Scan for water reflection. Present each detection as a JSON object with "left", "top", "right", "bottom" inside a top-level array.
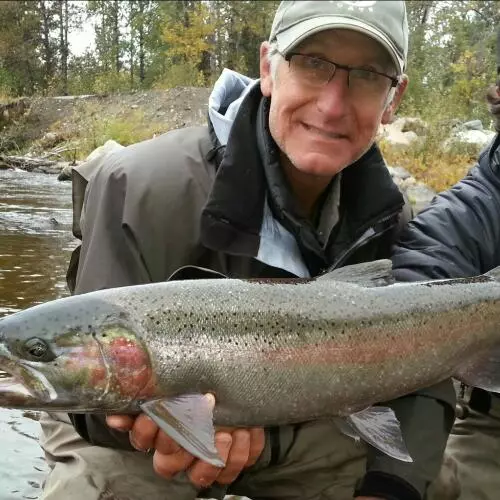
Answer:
[{"left": 0, "top": 169, "right": 77, "bottom": 499}]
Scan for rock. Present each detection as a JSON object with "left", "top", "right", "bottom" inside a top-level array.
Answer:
[
  {"left": 40, "top": 131, "right": 64, "bottom": 149},
  {"left": 462, "top": 119, "right": 483, "bottom": 131},
  {"left": 57, "top": 163, "right": 73, "bottom": 181},
  {"left": 399, "top": 117, "right": 429, "bottom": 136},
  {"left": 382, "top": 129, "right": 420, "bottom": 150},
  {"left": 390, "top": 165, "right": 412, "bottom": 180},
  {"left": 405, "top": 183, "right": 437, "bottom": 214},
  {"left": 443, "top": 129, "right": 496, "bottom": 155},
  {"left": 379, "top": 117, "right": 426, "bottom": 151},
  {"left": 131, "top": 104, "right": 139, "bottom": 109}
]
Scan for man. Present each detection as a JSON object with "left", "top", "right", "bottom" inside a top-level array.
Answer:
[
  {"left": 392, "top": 37, "right": 500, "bottom": 500},
  {"left": 40, "top": 2, "right": 454, "bottom": 499}
]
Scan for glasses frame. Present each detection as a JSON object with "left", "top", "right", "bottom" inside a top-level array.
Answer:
[{"left": 283, "top": 52, "right": 400, "bottom": 90}]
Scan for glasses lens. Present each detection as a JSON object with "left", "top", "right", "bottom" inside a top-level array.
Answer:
[
  {"left": 289, "top": 54, "right": 333, "bottom": 86},
  {"left": 349, "top": 69, "right": 392, "bottom": 97}
]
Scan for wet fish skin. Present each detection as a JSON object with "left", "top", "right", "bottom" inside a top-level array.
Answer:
[{"left": 1, "top": 260, "right": 500, "bottom": 464}]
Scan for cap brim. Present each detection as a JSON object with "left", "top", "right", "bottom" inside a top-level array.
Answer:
[{"left": 276, "top": 16, "right": 404, "bottom": 75}]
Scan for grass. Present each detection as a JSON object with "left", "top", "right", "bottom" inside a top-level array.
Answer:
[
  {"left": 39, "top": 101, "right": 169, "bottom": 161},
  {"left": 379, "top": 121, "right": 476, "bottom": 193}
]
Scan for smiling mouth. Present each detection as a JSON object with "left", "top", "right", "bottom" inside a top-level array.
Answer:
[{"left": 303, "top": 123, "right": 347, "bottom": 140}]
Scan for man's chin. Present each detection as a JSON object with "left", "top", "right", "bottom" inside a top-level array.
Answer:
[{"left": 293, "top": 154, "right": 348, "bottom": 177}]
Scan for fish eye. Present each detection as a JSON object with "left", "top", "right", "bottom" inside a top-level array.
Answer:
[{"left": 22, "top": 338, "right": 55, "bottom": 362}]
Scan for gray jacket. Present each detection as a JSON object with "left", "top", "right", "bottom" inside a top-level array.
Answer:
[{"left": 68, "top": 69, "right": 455, "bottom": 500}]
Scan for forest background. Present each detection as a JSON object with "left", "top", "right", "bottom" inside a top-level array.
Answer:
[{"left": 0, "top": 0, "right": 499, "bottom": 191}]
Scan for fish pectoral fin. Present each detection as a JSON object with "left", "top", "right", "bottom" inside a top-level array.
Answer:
[
  {"left": 140, "top": 394, "right": 224, "bottom": 467},
  {"left": 341, "top": 406, "right": 412, "bottom": 463},
  {"left": 317, "top": 260, "right": 394, "bottom": 287}
]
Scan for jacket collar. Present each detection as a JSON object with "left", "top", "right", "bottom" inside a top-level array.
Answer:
[{"left": 200, "top": 84, "right": 404, "bottom": 270}]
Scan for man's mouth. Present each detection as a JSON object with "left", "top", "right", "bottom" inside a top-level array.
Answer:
[{"left": 302, "top": 123, "right": 347, "bottom": 140}]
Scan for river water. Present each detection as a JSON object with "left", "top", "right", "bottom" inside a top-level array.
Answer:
[{"left": 0, "top": 169, "right": 77, "bottom": 500}]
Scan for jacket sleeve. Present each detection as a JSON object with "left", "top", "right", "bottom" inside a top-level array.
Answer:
[
  {"left": 69, "top": 130, "right": 215, "bottom": 450},
  {"left": 359, "top": 145, "right": 500, "bottom": 499}
]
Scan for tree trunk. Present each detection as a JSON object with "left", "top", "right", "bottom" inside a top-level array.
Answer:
[
  {"left": 39, "top": 0, "right": 53, "bottom": 89},
  {"left": 112, "top": 0, "right": 120, "bottom": 72}
]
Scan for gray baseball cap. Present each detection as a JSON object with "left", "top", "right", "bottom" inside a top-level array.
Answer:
[{"left": 269, "top": 1, "right": 408, "bottom": 74}]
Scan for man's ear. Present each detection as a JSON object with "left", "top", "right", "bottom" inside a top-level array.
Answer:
[
  {"left": 260, "top": 42, "right": 273, "bottom": 97},
  {"left": 382, "top": 75, "right": 408, "bottom": 124}
]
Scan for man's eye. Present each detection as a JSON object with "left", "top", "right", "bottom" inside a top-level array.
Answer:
[{"left": 303, "top": 57, "right": 326, "bottom": 70}]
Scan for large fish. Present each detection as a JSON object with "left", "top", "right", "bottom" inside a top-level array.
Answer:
[{"left": 1, "top": 260, "right": 500, "bottom": 466}]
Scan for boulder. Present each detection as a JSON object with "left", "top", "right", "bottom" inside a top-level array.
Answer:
[
  {"left": 405, "top": 184, "right": 437, "bottom": 214},
  {"left": 57, "top": 162, "right": 74, "bottom": 181}
]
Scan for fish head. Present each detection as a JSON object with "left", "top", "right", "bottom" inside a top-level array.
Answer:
[{"left": 0, "top": 294, "right": 156, "bottom": 412}]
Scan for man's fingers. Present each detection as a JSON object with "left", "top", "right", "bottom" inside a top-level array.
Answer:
[
  {"left": 246, "top": 427, "right": 265, "bottom": 467},
  {"left": 153, "top": 447, "right": 195, "bottom": 479},
  {"left": 187, "top": 432, "right": 232, "bottom": 488},
  {"left": 216, "top": 429, "right": 250, "bottom": 484},
  {"left": 129, "top": 413, "right": 159, "bottom": 452},
  {"left": 106, "top": 414, "right": 135, "bottom": 432},
  {"left": 153, "top": 427, "right": 183, "bottom": 455}
]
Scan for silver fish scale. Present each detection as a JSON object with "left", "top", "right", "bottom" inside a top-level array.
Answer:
[{"left": 87, "top": 276, "right": 500, "bottom": 426}]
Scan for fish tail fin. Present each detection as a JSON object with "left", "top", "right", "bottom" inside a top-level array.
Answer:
[
  {"left": 336, "top": 406, "right": 412, "bottom": 462},
  {"left": 456, "top": 346, "right": 500, "bottom": 392}
]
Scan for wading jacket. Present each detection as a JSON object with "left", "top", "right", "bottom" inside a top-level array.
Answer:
[{"left": 68, "top": 69, "right": 455, "bottom": 500}]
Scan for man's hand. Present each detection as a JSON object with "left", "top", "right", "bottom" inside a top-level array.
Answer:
[{"left": 106, "top": 395, "right": 265, "bottom": 488}]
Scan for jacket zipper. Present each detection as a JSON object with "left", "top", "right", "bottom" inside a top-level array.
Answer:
[{"left": 328, "top": 211, "right": 400, "bottom": 271}]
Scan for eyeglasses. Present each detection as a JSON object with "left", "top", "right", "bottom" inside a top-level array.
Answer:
[{"left": 283, "top": 52, "right": 399, "bottom": 100}]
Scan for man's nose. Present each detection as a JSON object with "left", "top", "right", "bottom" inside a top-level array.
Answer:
[{"left": 316, "top": 69, "right": 350, "bottom": 117}]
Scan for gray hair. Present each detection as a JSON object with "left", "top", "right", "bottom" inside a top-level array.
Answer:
[{"left": 267, "top": 42, "right": 282, "bottom": 81}]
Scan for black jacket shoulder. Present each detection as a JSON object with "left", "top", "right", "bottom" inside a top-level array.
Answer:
[{"left": 392, "top": 134, "right": 500, "bottom": 281}]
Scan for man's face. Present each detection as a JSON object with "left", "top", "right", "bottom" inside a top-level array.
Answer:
[{"left": 260, "top": 29, "right": 407, "bottom": 178}]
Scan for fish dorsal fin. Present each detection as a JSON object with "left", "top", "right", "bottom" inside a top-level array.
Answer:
[
  {"left": 485, "top": 265, "right": 500, "bottom": 282},
  {"left": 317, "top": 259, "right": 394, "bottom": 287},
  {"left": 140, "top": 394, "right": 224, "bottom": 467},
  {"left": 168, "top": 266, "right": 228, "bottom": 282}
]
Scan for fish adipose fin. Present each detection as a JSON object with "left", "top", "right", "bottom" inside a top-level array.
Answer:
[
  {"left": 318, "top": 260, "right": 394, "bottom": 287},
  {"left": 338, "top": 406, "right": 412, "bottom": 462},
  {"left": 486, "top": 265, "right": 500, "bottom": 281},
  {"left": 140, "top": 394, "right": 224, "bottom": 467}
]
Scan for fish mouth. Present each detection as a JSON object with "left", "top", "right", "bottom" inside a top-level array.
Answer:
[
  {"left": 0, "top": 347, "right": 57, "bottom": 409},
  {"left": 0, "top": 370, "right": 37, "bottom": 406}
]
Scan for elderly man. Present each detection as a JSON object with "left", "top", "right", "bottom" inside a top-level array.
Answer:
[{"left": 40, "top": 1, "right": 455, "bottom": 500}]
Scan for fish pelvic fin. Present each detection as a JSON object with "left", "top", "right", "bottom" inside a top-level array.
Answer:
[
  {"left": 318, "top": 260, "right": 394, "bottom": 287},
  {"left": 339, "top": 406, "right": 412, "bottom": 462},
  {"left": 140, "top": 394, "right": 224, "bottom": 467}
]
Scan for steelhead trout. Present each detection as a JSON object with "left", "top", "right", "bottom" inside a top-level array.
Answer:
[{"left": 1, "top": 260, "right": 500, "bottom": 466}]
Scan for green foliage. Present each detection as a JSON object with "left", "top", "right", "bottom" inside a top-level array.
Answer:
[
  {"left": 380, "top": 119, "right": 474, "bottom": 193},
  {"left": 153, "top": 62, "right": 205, "bottom": 89},
  {"left": 93, "top": 71, "right": 133, "bottom": 94}
]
